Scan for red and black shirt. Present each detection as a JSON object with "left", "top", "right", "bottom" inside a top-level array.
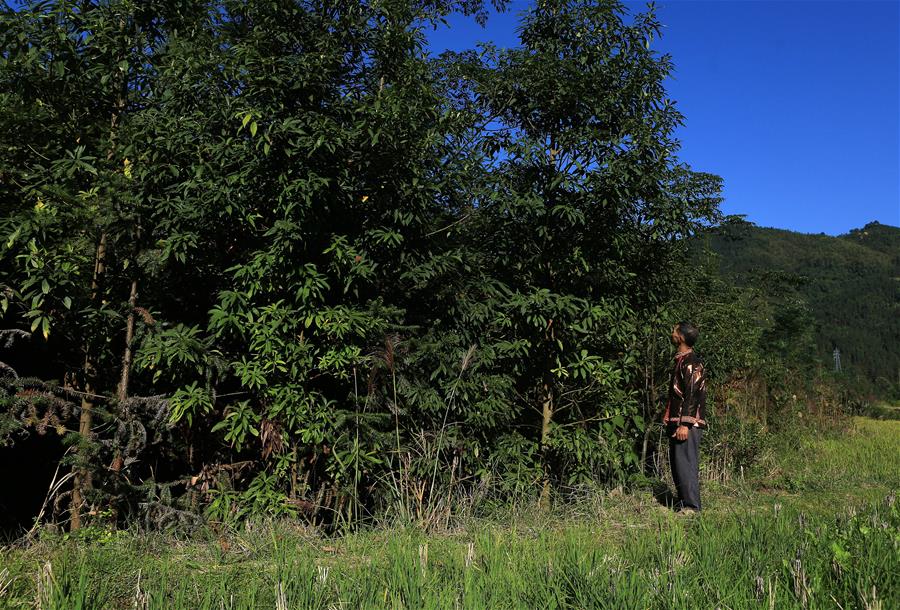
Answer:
[{"left": 663, "top": 350, "right": 707, "bottom": 429}]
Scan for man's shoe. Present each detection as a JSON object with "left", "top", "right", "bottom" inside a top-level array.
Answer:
[{"left": 676, "top": 507, "right": 699, "bottom": 516}]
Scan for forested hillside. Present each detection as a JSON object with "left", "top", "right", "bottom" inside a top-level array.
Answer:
[{"left": 702, "top": 220, "right": 899, "bottom": 391}]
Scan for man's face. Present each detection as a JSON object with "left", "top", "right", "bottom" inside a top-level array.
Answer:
[{"left": 671, "top": 326, "right": 682, "bottom": 346}]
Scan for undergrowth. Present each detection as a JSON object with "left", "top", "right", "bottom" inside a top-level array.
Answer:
[{"left": 0, "top": 418, "right": 897, "bottom": 609}]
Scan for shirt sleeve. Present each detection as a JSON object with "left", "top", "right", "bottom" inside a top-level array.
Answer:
[{"left": 678, "top": 358, "right": 706, "bottom": 424}]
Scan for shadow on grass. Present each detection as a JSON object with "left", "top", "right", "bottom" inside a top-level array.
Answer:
[{"left": 651, "top": 480, "right": 677, "bottom": 510}]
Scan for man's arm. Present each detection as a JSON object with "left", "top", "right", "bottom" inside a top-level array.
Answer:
[
  {"left": 678, "top": 359, "right": 705, "bottom": 426},
  {"left": 671, "top": 359, "right": 690, "bottom": 440}
]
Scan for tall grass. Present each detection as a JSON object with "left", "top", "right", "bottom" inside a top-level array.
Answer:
[
  {"left": 3, "top": 497, "right": 896, "bottom": 609},
  {"left": 768, "top": 418, "right": 900, "bottom": 507},
  {"left": 2, "top": 417, "right": 897, "bottom": 609}
]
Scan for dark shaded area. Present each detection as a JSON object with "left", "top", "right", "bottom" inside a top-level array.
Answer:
[
  {"left": 1, "top": 328, "right": 59, "bottom": 380},
  {"left": 651, "top": 479, "right": 677, "bottom": 509},
  {"left": 0, "top": 432, "right": 66, "bottom": 539}
]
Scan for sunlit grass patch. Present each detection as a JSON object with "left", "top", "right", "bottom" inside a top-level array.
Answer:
[
  {"left": 3, "top": 499, "right": 897, "bottom": 609},
  {"left": 769, "top": 418, "right": 900, "bottom": 506}
]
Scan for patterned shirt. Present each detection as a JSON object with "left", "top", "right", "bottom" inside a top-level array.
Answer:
[{"left": 663, "top": 350, "right": 707, "bottom": 428}]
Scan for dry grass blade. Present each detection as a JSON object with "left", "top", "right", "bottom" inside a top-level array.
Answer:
[
  {"left": 0, "top": 568, "right": 11, "bottom": 599},
  {"left": 26, "top": 447, "right": 76, "bottom": 542}
]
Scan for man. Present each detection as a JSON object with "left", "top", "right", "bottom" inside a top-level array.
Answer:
[{"left": 663, "top": 321, "right": 707, "bottom": 514}]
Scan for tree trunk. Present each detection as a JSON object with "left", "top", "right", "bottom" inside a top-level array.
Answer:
[
  {"left": 71, "top": 232, "right": 107, "bottom": 530},
  {"left": 116, "top": 278, "right": 138, "bottom": 403},
  {"left": 105, "top": 278, "right": 138, "bottom": 521},
  {"left": 539, "top": 379, "right": 553, "bottom": 509},
  {"left": 640, "top": 334, "right": 657, "bottom": 473}
]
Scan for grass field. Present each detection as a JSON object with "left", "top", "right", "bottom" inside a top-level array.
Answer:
[{"left": 1, "top": 417, "right": 897, "bottom": 609}]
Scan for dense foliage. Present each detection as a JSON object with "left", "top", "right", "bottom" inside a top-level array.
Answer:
[{"left": 2, "top": 0, "right": 866, "bottom": 531}]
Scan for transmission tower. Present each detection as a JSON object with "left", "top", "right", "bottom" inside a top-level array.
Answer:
[{"left": 833, "top": 347, "right": 842, "bottom": 373}]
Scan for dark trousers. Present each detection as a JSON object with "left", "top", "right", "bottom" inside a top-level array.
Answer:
[{"left": 669, "top": 426, "right": 703, "bottom": 511}]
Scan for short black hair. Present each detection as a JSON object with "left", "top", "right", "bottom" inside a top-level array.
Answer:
[{"left": 676, "top": 321, "right": 699, "bottom": 347}]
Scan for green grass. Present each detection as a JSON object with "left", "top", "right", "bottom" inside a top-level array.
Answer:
[
  {"left": 765, "top": 417, "right": 900, "bottom": 511},
  {"left": 1, "top": 418, "right": 898, "bottom": 609}
]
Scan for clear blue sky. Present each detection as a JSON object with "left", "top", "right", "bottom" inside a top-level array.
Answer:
[{"left": 427, "top": 1, "right": 900, "bottom": 235}]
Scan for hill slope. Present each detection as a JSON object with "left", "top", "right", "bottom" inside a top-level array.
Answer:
[{"left": 702, "top": 221, "right": 899, "bottom": 389}]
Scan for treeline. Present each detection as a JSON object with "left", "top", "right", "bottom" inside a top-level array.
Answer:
[
  {"left": 702, "top": 220, "right": 900, "bottom": 398},
  {"left": 0, "top": 0, "right": 842, "bottom": 532}
]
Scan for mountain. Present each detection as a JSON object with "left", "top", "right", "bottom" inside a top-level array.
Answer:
[
  {"left": 700, "top": 220, "right": 899, "bottom": 390},
  {"left": 841, "top": 222, "right": 900, "bottom": 262}
]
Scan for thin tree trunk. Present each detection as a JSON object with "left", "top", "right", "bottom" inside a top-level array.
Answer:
[
  {"left": 640, "top": 334, "right": 657, "bottom": 473},
  {"left": 71, "top": 232, "right": 107, "bottom": 530},
  {"left": 116, "top": 278, "right": 138, "bottom": 403},
  {"left": 539, "top": 379, "right": 554, "bottom": 509},
  {"left": 105, "top": 278, "right": 138, "bottom": 521}
]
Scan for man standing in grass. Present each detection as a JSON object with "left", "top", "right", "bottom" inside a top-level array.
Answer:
[{"left": 664, "top": 321, "right": 707, "bottom": 513}]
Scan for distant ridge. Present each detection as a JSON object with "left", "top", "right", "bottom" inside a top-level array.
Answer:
[
  {"left": 703, "top": 220, "right": 899, "bottom": 389},
  {"left": 840, "top": 221, "right": 900, "bottom": 261}
]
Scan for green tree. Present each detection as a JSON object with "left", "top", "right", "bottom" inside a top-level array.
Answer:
[
  {"left": 433, "top": 0, "right": 722, "bottom": 503},
  {"left": 1, "top": 0, "right": 728, "bottom": 527},
  {"left": 129, "top": 0, "right": 514, "bottom": 522},
  {"left": 0, "top": 0, "right": 213, "bottom": 527}
]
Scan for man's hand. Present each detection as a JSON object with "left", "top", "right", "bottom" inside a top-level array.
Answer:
[{"left": 672, "top": 425, "right": 690, "bottom": 441}]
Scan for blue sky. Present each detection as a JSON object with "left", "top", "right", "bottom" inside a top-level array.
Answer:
[{"left": 427, "top": 1, "right": 900, "bottom": 235}]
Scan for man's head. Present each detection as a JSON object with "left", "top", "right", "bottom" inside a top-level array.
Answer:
[{"left": 671, "top": 321, "right": 699, "bottom": 348}]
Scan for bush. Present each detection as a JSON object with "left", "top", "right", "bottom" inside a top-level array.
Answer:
[{"left": 700, "top": 411, "right": 771, "bottom": 482}]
